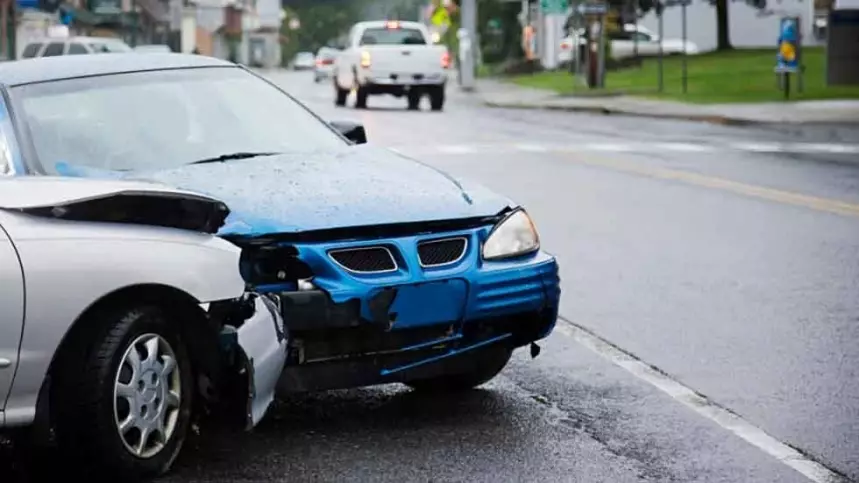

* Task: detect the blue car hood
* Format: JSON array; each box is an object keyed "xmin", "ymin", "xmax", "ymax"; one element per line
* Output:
[{"xmin": 58, "ymin": 146, "xmax": 513, "ymax": 236}]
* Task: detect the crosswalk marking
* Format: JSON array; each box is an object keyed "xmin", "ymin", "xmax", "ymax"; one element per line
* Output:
[
  {"xmin": 385, "ymin": 141, "xmax": 859, "ymax": 157},
  {"xmin": 513, "ymin": 143, "xmax": 550, "ymax": 152},
  {"xmin": 651, "ymin": 142, "xmax": 715, "ymax": 152}
]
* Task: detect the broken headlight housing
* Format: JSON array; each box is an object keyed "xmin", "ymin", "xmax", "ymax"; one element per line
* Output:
[{"xmin": 482, "ymin": 209, "xmax": 540, "ymax": 260}]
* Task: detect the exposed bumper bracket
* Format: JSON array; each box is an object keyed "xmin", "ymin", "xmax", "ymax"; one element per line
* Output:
[{"xmin": 379, "ymin": 332, "xmax": 513, "ymax": 377}]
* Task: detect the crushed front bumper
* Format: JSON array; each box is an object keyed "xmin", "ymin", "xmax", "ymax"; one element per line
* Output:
[
  {"xmin": 215, "ymin": 294, "xmax": 288, "ymax": 429},
  {"xmin": 269, "ymin": 238, "xmax": 560, "ymax": 392}
]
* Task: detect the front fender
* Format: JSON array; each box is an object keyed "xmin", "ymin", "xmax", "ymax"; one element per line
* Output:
[{"xmin": 0, "ymin": 210, "xmax": 245, "ymax": 427}]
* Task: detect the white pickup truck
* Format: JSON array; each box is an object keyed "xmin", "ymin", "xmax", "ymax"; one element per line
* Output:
[{"xmin": 333, "ymin": 20, "xmax": 451, "ymax": 111}]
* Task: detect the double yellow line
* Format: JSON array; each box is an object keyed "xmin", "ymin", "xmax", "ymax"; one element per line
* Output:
[{"xmin": 572, "ymin": 155, "xmax": 859, "ymax": 218}]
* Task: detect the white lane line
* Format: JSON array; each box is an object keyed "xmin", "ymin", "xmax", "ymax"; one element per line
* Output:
[
  {"xmin": 581, "ymin": 143, "xmax": 640, "ymax": 152},
  {"xmin": 728, "ymin": 142, "xmax": 787, "ymax": 152},
  {"xmin": 554, "ymin": 319, "xmax": 851, "ymax": 483},
  {"xmin": 651, "ymin": 143, "xmax": 716, "ymax": 152},
  {"xmin": 513, "ymin": 143, "xmax": 550, "ymax": 153},
  {"xmin": 785, "ymin": 143, "xmax": 859, "ymax": 154}
]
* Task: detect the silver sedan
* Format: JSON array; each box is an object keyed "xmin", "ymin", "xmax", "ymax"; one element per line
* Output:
[{"xmin": 0, "ymin": 177, "xmax": 286, "ymax": 480}]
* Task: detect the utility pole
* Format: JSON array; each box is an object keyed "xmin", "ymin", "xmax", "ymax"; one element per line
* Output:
[{"xmin": 460, "ymin": 0, "xmax": 477, "ymax": 91}]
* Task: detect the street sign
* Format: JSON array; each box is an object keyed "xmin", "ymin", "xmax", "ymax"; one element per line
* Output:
[
  {"xmin": 663, "ymin": 0, "xmax": 692, "ymax": 6},
  {"xmin": 540, "ymin": 0, "xmax": 569, "ymax": 15},
  {"xmin": 430, "ymin": 6, "xmax": 451, "ymax": 28},
  {"xmin": 576, "ymin": 2, "xmax": 608, "ymax": 15},
  {"xmin": 775, "ymin": 16, "xmax": 799, "ymax": 73}
]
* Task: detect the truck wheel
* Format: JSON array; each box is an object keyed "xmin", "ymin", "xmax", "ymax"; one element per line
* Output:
[
  {"xmin": 355, "ymin": 86, "xmax": 368, "ymax": 109},
  {"xmin": 405, "ymin": 346, "xmax": 512, "ymax": 393},
  {"xmin": 52, "ymin": 305, "xmax": 194, "ymax": 480},
  {"xmin": 429, "ymin": 85, "xmax": 445, "ymax": 111},
  {"xmin": 407, "ymin": 90, "xmax": 421, "ymax": 110},
  {"xmin": 334, "ymin": 82, "xmax": 348, "ymax": 106}
]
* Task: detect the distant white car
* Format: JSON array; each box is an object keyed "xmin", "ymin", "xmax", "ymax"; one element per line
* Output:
[
  {"xmin": 134, "ymin": 44, "xmax": 172, "ymax": 53},
  {"xmin": 292, "ymin": 51, "xmax": 315, "ymax": 70},
  {"xmin": 558, "ymin": 24, "xmax": 699, "ymax": 63},
  {"xmin": 314, "ymin": 46, "xmax": 340, "ymax": 83},
  {"xmin": 333, "ymin": 20, "xmax": 451, "ymax": 111},
  {"xmin": 20, "ymin": 36, "xmax": 133, "ymax": 58}
]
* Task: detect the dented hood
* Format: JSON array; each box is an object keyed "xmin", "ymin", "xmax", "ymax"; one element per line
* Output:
[
  {"xmin": 0, "ymin": 176, "xmax": 229, "ymax": 233},
  {"xmin": 119, "ymin": 146, "xmax": 513, "ymax": 236}
]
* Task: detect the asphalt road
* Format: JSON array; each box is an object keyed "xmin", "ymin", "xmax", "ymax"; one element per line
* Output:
[{"xmin": 5, "ymin": 69, "xmax": 859, "ymax": 483}]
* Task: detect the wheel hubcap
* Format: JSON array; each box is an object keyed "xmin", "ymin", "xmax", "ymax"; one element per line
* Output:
[{"xmin": 113, "ymin": 333, "xmax": 181, "ymax": 459}]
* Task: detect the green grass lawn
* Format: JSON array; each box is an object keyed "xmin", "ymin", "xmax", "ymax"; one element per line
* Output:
[{"xmin": 508, "ymin": 48, "xmax": 859, "ymax": 103}]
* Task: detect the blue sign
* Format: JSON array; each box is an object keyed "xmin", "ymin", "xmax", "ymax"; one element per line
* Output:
[
  {"xmin": 775, "ymin": 17, "xmax": 799, "ymax": 73},
  {"xmin": 577, "ymin": 2, "xmax": 608, "ymax": 14},
  {"xmin": 61, "ymin": 10, "xmax": 75, "ymax": 25},
  {"xmin": 16, "ymin": 0, "xmax": 39, "ymax": 9}
]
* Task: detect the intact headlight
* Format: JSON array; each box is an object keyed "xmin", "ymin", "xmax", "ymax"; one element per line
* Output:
[{"xmin": 482, "ymin": 209, "xmax": 540, "ymax": 260}]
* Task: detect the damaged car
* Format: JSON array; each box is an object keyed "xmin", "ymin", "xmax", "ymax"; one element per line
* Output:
[
  {"xmin": 0, "ymin": 177, "xmax": 287, "ymax": 479},
  {"xmin": 0, "ymin": 53, "xmax": 561, "ymax": 475}
]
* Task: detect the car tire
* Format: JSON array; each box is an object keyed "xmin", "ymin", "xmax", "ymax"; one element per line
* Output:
[
  {"xmin": 404, "ymin": 346, "xmax": 512, "ymax": 393},
  {"xmin": 355, "ymin": 86, "xmax": 368, "ymax": 109},
  {"xmin": 334, "ymin": 82, "xmax": 348, "ymax": 107},
  {"xmin": 52, "ymin": 305, "xmax": 194, "ymax": 480},
  {"xmin": 429, "ymin": 85, "xmax": 445, "ymax": 111},
  {"xmin": 406, "ymin": 90, "xmax": 421, "ymax": 110}
]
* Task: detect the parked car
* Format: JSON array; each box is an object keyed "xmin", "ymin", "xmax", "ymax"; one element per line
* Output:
[
  {"xmin": 291, "ymin": 51, "xmax": 315, "ymax": 70},
  {"xmin": 314, "ymin": 46, "xmax": 340, "ymax": 83},
  {"xmin": 0, "ymin": 176, "xmax": 286, "ymax": 480},
  {"xmin": 134, "ymin": 44, "xmax": 172, "ymax": 53},
  {"xmin": 333, "ymin": 20, "xmax": 451, "ymax": 111},
  {"xmin": 558, "ymin": 24, "xmax": 699, "ymax": 63},
  {"xmin": 20, "ymin": 36, "xmax": 133, "ymax": 58},
  {"xmin": 0, "ymin": 53, "xmax": 560, "ymax": 479}
]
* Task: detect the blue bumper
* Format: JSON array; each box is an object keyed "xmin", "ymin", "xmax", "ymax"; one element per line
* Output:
[
  {"xmin": 274, "ymin": 225, "xmax": 560, "ymax": 336},
  {"xmin": 251, "ymin": 224, "xmax": 560, "ymax": 392}
]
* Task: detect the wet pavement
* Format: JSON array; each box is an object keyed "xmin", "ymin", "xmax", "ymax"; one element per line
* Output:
[{"xmin": 4, "ymin": 69, "xmax": 858, "ymax": 483}]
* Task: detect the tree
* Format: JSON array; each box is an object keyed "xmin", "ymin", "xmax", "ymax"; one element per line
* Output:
[
  {"xmin": 280, "ymin": 0, "xmax": 370, "ymax": 63},
  {"xmin": 598, "ymin": 0, "xmax": 767, "ymax": 51}
]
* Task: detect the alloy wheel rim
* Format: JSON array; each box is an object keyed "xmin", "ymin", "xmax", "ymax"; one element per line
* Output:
[{"xmin": 113, "ymin": 333, "xmax": 182, "ymax": 459}]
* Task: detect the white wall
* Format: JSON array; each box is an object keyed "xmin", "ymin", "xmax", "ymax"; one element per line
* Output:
[
  {"xmin": 637, "ymin": 0, "xmax": 818, "ymax": 52},
  {"xmin": 255, "ymin": 0, "xmax": 280, "ymax": 29}
]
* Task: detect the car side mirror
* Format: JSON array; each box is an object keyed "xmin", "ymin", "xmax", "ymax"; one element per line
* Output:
[{"xmin": 330, "ymin": 120, "xmax": 367, "ymax": 145}]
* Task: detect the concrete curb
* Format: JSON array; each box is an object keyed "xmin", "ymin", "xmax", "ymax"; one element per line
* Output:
[{"xmin": 482, "ymin": 100, "xmax": 859, "ymax": 127}]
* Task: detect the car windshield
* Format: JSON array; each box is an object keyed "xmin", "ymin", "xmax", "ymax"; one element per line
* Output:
[
  {"xmin": 360, "ymin": 27, "xmax": 426, "ymax": 45},
  {"xmin": 12, "ymin": 66, "xmax": 348, "ymax": 174},
  {"xmin": 135, "ymin": 45, "xmax": 170, "ymax": 52},
  {"xmin": 88, "ymin": 40, "xmax": 132, "ymax": 53}
]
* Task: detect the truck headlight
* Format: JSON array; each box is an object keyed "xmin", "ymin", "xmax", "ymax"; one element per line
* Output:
[{"xmin": 482, "ymin": 209, "xmax": 540, "ymax": 260}]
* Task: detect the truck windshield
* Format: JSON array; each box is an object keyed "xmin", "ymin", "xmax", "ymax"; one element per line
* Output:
[{"xmin": 360, "ymin": 27, "xmax": 426, "ymax": 46}]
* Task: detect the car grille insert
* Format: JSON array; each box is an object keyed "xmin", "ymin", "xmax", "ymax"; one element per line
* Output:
[
  {"xmin": 329, "ymin": 246, "xmax": 397, "ymax": 273},
  {"xmin": 417, "ymin": 237, "xmax": 468, "ymax": 267}
]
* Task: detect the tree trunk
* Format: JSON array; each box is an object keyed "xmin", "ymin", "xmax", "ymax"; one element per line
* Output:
[{"xmin": 715, "ymin": 0, "xmax": 732, "ymax": 50}]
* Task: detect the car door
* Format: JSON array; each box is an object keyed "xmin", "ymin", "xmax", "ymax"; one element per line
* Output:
[
  {"xmin": 40, "ymin": 41, "xmax": 65, "ymax": 57},
  {"xmin": 67, "ymin": 42, "xmax": 89, "ymax": 55},
  {"xmin": 608, "ymin": 30, "xmax": 633, "ymax": 59},
  {"xmin": 0, "ymin": 92, "xmax": 26, "ymax": 410},
  {"xmin": 634, "ymin": 31, "xmax": 661, "ymax": 56},
  {"xmin": 0, "ymin": 214, "xmax": 25, "ymax": 410}
]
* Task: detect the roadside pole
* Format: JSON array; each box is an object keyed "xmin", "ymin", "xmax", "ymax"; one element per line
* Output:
[
  {"xmin": 681, "ymin": 0, "xmax": 687, "ymax": 93},
  {"xmin": 657, "ymin": 1, "xmax": 664, "ymax": 93},
  {"xmin": 460, "ymin": 0, "xmax": 477, "ymax": 91}
]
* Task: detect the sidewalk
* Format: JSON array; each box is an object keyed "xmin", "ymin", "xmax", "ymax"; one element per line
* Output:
[{"xmin": 474, "ymin": 79, "xmax": 859, "ymax": 126}]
